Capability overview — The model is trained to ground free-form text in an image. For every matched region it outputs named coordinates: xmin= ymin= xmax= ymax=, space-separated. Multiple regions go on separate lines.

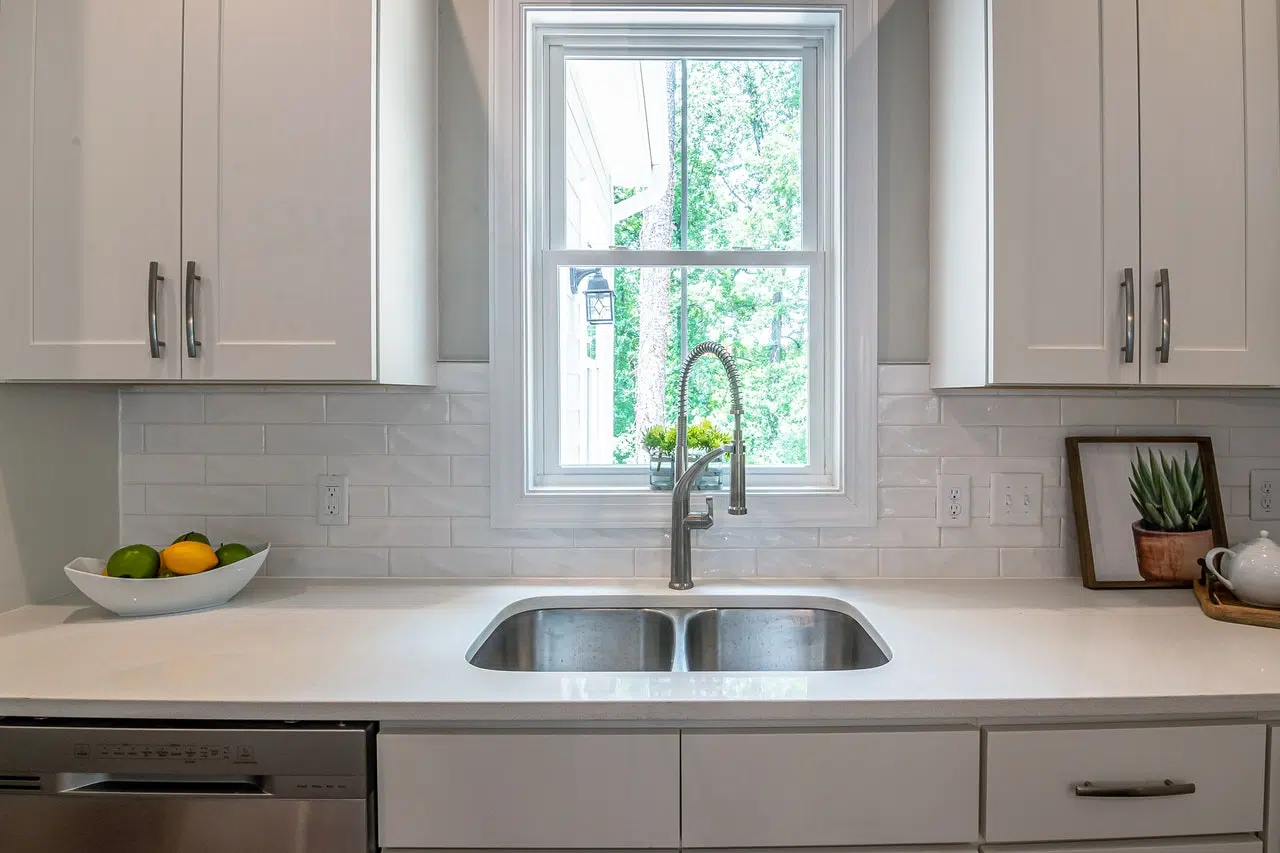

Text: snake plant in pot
xmin=1129 ymin=448 xmax=1215 ymax=582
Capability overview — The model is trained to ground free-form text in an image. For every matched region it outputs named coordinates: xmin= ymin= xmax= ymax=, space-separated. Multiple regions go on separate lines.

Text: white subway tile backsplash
xmin=118 ymin=365 xmax=1280 ymax=580
xmin=325 ymin=393 xmax=448 ymax=425
xmin=757 ymin=549 xmax=878 ymax=578
xmin=267 ymin=547 xmax=389 ymax=578
xmin=878 ymin=395 xmax=939 ymax=425
xmin=145 ymin=424 xmax=264 ymax=454
xmin=390 ymin=547 xmax=513 ymax=578
xmin=122 ymin=454 xmax=204 ymax=485
xmin=328 ymin=454 xmax=449 ymax=486
xmin=879 ymin=425 xmax=999 ymax=457
xmin=206 ymin=455 xmax=325 ymax=485
xmin=265 ymin=485 xmax=315 ymax=517
xmin=265 ymin=425 xmax=387 ymax=455
xmin=206 ymin=516 xmax=328 ymax=548
xmin=942 ymin=396 xmax=1059 ymax=426
xmin=327 ymin=517 xmax=451 ymax=547
xmin=205 ymin=393 xmax=325 ymax=424
xmin=1062 ymin=396 xmax=1175 ymax=426
xmin=513 ymin=548 xmax=634 ymax=577
xmin=449 ymin=394 xmax=491 ymax=424
xmin=880 ymin=547 xmax=999 ymax=578
xmin=390 ymin=425 xmax=489 ymax=456
xmin=390 ymin=486 xmax=489 ymax=517
xmin=877 ymin=487 xmax=936 ymax=518
xmin=146 ymin=485 xmax=266 ymax=516
xmin=451 ymin=456 xmax=491 ymax=486
xmin=122 ymin=392 xmax=204 ymax=424
xmin=878 ymin=456 xmax=939 ymax=487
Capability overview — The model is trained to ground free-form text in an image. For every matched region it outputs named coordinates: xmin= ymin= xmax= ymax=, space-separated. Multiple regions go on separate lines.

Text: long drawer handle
xmin=184 ymin=260 xmax=202 ymax=358
xmin=147 ymin=261 xmax=166 ymax=359
xmin=1074 ymin=779 xmax=1195 ymax=798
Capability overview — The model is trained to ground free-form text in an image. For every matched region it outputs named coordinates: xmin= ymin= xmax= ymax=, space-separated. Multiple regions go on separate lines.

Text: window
xmin=491 ymin=2 xmax=877 ymax=527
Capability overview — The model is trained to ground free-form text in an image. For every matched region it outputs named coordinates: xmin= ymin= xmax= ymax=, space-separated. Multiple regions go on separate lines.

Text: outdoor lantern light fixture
xmin=569 ymin=267 xmax=615 ymax=325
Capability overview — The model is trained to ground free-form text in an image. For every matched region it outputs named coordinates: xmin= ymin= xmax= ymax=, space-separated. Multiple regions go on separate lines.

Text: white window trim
xmin=489 ymin=0 xmax=878 ymax=528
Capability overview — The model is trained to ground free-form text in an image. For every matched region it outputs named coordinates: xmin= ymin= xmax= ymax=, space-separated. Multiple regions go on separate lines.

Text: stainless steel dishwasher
xmin=0 ymin=720 xmax=375 ymax=853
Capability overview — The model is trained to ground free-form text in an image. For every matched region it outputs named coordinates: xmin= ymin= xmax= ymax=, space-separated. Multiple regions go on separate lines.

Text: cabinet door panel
xmin=1139 ymin=0 xmax=1280 ymax=385
xmin=0 ymin=0 xmax=182 ymax=380
xmin=988 ymin=0 xmax=1140 ymax=385
xmin=182 ymin=0 xmax=375 ymax=381
xmin=983 ymin=837 xmax=1262 ymax=853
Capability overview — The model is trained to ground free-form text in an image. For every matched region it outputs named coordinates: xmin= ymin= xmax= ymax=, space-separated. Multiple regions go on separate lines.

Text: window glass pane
xmin=564 ymin=59 xmax=682 ymax=250
xmin=685 ymin=60 xmax=803 ymax=251
xmin=556 ymin=266 xmax=809 ymax=469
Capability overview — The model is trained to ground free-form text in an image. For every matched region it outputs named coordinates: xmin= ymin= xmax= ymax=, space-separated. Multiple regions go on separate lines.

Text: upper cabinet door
xmin=181 ymin=0 xmax=377 ymax=381
xmin=987 ymin=0 xmax=1141 ymax=385
xmin=1138 ymin=0 xmax=1280 ymax=386
xmin=0 ymin=0 xmax=183 ymax=380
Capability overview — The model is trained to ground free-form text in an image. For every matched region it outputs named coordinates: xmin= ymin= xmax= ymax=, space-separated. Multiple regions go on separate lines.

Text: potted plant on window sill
xmin=1129 ymin=448 xmax=1215 ymax=582
xmin=643 ymin=421 xmax=734 ymax=491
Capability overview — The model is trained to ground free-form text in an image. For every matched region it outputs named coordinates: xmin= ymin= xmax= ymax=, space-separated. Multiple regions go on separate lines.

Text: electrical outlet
xmin=1250 ymin=470 xmax=1280 ymax=520
xmin=991 ymin=473 xmax=1043 ymax=526
xmin=317 ymin=474 xmax=349 ymax=526
xmin=936 ymin=474 xmax=970 ymax=528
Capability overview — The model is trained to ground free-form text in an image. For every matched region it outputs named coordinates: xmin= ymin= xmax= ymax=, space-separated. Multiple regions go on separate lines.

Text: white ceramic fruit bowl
xmin=63 ymin=544 xmax=270 ymax=617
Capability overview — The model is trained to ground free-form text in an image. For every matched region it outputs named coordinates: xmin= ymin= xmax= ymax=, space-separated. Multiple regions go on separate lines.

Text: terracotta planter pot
xmin=1131 ymin=522 xmax=1215 ymax=582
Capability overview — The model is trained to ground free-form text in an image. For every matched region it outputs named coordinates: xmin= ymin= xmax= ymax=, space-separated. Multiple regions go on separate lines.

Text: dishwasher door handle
xmin=61 ymin=776 xmax=267 ymax=797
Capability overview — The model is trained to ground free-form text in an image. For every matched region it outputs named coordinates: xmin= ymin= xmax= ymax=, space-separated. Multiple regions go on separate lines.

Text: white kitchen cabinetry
xmin=984 ymin=723 xmax=1266 ymax=843
xmin=931 ymin=0 xmax=1280 ymax=388
xmin=983 ymin=836 xmax=1263 ymax=853
xmin=377 ymin=731 xmax=680 ymax=850
xmin=680 ymin=729 xmax=980 ymax=848
xmin=0 ymin=0 xmax=436 ymax=384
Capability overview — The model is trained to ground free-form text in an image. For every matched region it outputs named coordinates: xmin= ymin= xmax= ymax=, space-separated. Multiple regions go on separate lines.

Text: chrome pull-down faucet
xmin=670 ymin=342 xmax=747 ymax=590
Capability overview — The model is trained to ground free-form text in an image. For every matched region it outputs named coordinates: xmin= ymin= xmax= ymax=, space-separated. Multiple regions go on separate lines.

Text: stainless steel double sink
xmin=468 ymin=604 xmax=890 ymax=673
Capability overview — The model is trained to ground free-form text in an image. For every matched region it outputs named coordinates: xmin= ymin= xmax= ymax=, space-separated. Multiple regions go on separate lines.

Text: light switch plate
xmin=991 ymin=473 xmax=1043 ymax=526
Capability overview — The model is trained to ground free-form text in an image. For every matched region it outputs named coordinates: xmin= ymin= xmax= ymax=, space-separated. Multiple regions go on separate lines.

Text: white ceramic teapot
xmin=1204 ymin=531 xmax=1280 ymax=608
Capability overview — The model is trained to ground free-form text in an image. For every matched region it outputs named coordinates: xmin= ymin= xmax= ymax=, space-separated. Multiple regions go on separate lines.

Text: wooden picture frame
xmin=1066 ymin=436 xmax=1228 ymax=590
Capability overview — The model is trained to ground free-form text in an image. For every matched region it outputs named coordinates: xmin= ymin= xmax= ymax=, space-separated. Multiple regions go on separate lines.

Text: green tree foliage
xmin=612 ymin=59 xmax=807 ymax=465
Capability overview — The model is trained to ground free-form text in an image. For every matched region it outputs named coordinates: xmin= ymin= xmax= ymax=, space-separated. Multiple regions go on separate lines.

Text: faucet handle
xmin=685 ymin=496 xmax=716 ymax=530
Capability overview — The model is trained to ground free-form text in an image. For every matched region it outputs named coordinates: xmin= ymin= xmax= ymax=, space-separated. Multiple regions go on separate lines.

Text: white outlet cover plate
xmin=317 ymin=474 xmax=349 ymax=526
xmin=991 ymin=472 xmax=1043 ymax=526
xmin=936 ymin=474 xmax=970 ymax=528
xmin=1250 ymin=469 xmax=1280 ymax=521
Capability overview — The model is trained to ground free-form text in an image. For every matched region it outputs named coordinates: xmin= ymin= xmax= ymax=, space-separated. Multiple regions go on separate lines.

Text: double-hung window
xmin=490 ymin=1 xmax=877 ymax=527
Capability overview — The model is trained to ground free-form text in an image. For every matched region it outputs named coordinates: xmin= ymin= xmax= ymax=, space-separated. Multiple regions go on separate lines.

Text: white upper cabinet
xmin=0 ymin=0 xmax=184 ymax=381
xmin=0 ymin=0 xmax=437 ymax=384
xmin=932 ymin=0 xmax=1280 ymax=388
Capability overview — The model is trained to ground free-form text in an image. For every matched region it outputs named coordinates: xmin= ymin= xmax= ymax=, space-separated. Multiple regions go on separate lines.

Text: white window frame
xmin=489 ymin=0 xmax=878 ymax=528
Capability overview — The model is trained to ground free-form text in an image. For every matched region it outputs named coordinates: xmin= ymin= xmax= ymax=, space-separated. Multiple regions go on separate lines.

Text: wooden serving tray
xmin=1194 ymin=559 xmax=1280 ymax=628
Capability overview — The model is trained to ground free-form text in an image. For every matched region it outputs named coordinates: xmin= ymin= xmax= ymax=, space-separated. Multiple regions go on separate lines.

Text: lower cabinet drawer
xmin=377 ymin=731 xmax=680 ymax=849
xmin=984 ymin=723 xmax=1266 ymax=843
xmin=982 ymin=835 xmax=1263 ymax=853
xmin=681 ymin=728 xmax=980 ymax=848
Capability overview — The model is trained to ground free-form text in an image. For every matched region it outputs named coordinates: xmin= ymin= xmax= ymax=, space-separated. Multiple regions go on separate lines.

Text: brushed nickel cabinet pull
xmin=147 ymin=262 xmax=165 ymax=359
xmin=1121 ymin=267 xmax=1135 ymax=364
xmin=184 ymin=261 xmax=202 ymax=358
xmin=1156 ymin=268 xmax=1171 ymax=363
xmin=1074 ymin=779 xmax=1195 ymax=798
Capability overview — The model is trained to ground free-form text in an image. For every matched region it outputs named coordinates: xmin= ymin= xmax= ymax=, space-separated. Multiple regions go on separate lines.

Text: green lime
xmin=215 ymin=543 xmax=253 ymax=567
xmin=106 ymin=544 xmax=161 ymax=579
xmin=172 ymin=531 xmax=210 ymax=546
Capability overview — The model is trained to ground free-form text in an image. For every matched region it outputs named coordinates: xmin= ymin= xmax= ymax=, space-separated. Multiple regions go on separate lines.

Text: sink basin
xmin=685 ymin=607 xmax=888 ymax=672
xmin=468 ymin=608 xmax=676 ymax=672
xmin=469 ymin=600 xmax=890 ymax=673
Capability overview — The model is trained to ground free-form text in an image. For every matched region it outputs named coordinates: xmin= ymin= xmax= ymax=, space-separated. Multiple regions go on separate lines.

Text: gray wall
xmin=435 ymin=0 xmax=932 ymax=364
xmin=0 ymin=386 xmax=119 ymax=612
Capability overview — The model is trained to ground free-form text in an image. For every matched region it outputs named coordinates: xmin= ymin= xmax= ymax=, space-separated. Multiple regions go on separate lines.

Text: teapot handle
xmin=1203 ymin=547 xmax=1236 ymax=590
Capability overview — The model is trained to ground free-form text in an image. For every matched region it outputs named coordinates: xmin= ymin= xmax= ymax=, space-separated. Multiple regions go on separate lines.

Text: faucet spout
xmin=669 ymin=342 xmax=748 ymax=590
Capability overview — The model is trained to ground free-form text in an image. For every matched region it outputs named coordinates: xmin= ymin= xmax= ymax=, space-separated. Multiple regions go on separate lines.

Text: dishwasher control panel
xmin=74 ymin=743 xmax=256 ymax=763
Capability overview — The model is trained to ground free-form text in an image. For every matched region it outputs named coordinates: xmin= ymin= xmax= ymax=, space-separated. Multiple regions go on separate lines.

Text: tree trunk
xmin=632 ymin=62 xmax=679 ymax=461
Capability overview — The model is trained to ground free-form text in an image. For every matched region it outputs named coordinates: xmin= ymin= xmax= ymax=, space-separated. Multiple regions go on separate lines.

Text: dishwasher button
xmin=236 ymin=745 xmax=255 ymax=762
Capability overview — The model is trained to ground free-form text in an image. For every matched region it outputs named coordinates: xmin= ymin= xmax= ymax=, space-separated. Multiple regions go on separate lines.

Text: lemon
xmin=106 ymin=544 xmax=161 ymax=579
xmin=172 ymin=531 xmax=210 ymax=546
xmin=161 ymin=541 xmax=219 ymax=575
xmin=215 ymin=543 xmax=253 ymax=567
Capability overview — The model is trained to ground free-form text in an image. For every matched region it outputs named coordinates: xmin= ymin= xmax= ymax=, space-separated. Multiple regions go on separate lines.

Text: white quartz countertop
xmin=2 ymin=578 xmax=1279 ymax=723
